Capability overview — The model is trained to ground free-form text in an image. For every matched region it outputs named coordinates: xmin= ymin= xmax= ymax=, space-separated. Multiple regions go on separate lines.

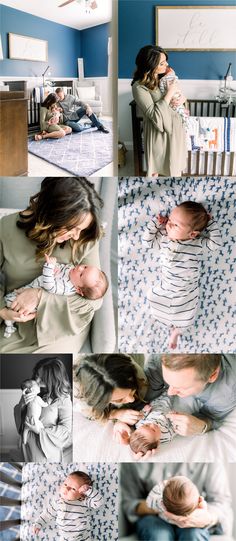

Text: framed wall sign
xmin=155 ymin=6 xmax=236 ymax=51
xmin=9 ymin=33 xmax=48 ymax=61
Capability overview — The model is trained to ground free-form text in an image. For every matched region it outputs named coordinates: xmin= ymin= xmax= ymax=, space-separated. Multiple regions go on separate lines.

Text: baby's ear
xmin=189 ymin=230 xmax=200 ymax=239
xmin=76 ymin=287 xmax=84 ymax=296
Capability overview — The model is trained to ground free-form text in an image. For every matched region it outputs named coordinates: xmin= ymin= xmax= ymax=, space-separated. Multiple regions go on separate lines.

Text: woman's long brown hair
xmin=17 ymin=177 xmax=103 ymax=261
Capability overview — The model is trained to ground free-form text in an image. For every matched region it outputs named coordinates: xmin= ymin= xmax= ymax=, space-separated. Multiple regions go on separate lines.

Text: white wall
xmin=0 ymin=389 xmax=22 ymax=451
xmin=118 ymin=78 xmax=236 ymax=147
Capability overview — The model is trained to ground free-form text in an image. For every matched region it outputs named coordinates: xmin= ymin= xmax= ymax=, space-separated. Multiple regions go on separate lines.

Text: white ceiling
xmin=1 ymin=0 xmax=112 ymax=30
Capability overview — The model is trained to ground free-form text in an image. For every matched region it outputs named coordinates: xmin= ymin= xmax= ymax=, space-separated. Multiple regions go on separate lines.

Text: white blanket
xmin=118 ymin=177 xmax=236 ymax=352
xmin=73 ymin=401 xmax=236 ymax=463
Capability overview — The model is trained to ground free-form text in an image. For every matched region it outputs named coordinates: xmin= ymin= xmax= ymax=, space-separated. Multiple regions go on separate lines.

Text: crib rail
xmin=130 ymin=99 xmax=236 ymax=176
xmin=188 ymin=99 xmax=236 ymax=118
xmin=0 ymin=463 xmax=22 ymax=539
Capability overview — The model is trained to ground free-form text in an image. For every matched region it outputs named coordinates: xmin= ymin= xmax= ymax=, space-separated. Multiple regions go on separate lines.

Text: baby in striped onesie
xmin=159 ymin=67 xmax=189 ymax=125
xmin=113 ymin=393 xmax=175 ymax=458
xmin=129 ymin=393 xmax=174 ymax=457
xmin=143 ymin=201 xmax=221 ymax=349
xmin=33 ymin=470 xmax=104 ymax=541
xmin=146 ymin=475 xmax=206 ymax=520
xmin=3 ymin=254 xmax=108 ymax=337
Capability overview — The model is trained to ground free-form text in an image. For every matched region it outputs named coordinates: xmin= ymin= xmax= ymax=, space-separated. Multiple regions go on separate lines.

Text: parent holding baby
xmin=120 ymin=463 xmax=233 ymax=541
xmin=14 ymin=357 xmax=72 ymax=462
xmin=132 ymin=45 xmax=187 ymax=176
xmin=35 ymin=93 xmax=72 ymax=141
xmin=0 ymin=177 xmax=104 ymax=354
xmin=145 ymin=354 xmax=236 ymax=439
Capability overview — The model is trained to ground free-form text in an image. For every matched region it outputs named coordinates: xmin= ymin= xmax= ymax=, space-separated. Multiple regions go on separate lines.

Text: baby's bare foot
xmin=169 ymin=328 xmax=181 ymax=349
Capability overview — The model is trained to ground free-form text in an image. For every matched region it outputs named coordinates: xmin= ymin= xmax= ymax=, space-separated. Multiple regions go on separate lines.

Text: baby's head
xmin=163 ymin=475 xmax=200 ymax=516
xmin=59 ymin=471 xmax=93 ymax=501
xmin=69 ymin=264 xmax=109 ymax=300
xmin=129 ymin=423 xmax=161 ymax=456
xmin=21 ymin=379 xmax=40 ymax=395
xmin=166 ymin=201 xmax=209 ymax=241
xmin=51 ymin=104 xmax=58 ymax=112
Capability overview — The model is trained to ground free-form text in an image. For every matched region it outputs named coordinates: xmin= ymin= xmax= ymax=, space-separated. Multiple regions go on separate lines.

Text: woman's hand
xmin=24 ymin=419 xmax=41 ymax=434
xmin=133 ymin=448 xmax=158 ymax=461
xmin=171 ymin=93 xmax=187 ymax=108
xmin=113 ymin=421 xmax=132 ymax=445
xmin=0 ymin=307 xmax=36 ymax=322
xmin=164 ymin=80 xmax=181 ymax=105
xmin=10 ymin=288 xmax=42 ymax=316
xmin=110 ymin=409 xmax=144 ymax=425
xmin=22 ymin=391 xmax=36 ymax=406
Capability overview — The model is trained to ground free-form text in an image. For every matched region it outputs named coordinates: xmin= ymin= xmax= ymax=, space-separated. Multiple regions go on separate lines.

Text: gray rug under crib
xmin=28 ymin=120 xmax=112 ymax=176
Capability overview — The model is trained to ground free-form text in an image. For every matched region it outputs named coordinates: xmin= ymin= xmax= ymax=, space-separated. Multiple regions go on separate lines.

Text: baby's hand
xmin=142 ymin=404 xmax=152 ymax=413
xmin=78 ymin=483 xmax=91 ymax=495
xmin=157 ymin=213 xmax=168 ymax=225
xmin=44 ymin=254 xmax=57 ymax=266
xmin=198 ymin=496 xmax=208 ymax=510
xmin=33 ymin=525 xmax=40 ymax=534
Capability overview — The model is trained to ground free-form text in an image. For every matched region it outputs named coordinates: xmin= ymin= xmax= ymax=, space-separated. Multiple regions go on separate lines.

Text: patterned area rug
xmin=28 ymin=120 xmax=112 ymax=176
xmin=118 ymin=177 xmax=236 ymax=353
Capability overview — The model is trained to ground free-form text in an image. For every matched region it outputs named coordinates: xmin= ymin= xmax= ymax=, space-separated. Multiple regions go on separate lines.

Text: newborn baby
xmin=142 ymin=201 xmax=221 ymax=348
xmin=146 ymin=475 xmax=206 ymax=521
xmin=129 ymin=394 xmax=175 ymax=456
xmin=33 ymin=470 xmax=104 ymax=541
xmin=4 ymin=254 xmax=108 ymax=337
xmin=159 ymin=67 xmax=189 ymax=125
xmin=21 ymin=379 xmax=48 ymax=444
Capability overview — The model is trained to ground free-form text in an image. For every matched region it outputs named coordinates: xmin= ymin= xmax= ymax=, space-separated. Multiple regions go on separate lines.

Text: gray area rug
xmin=28 ymin=120 xmax=112 ymax=176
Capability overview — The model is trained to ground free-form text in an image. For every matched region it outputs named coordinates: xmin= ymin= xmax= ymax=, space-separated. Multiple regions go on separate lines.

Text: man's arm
xmin=120 ymin=464 xmax=155 ymax=524
xmin=144 ymin=356 xmax=168 ymax=401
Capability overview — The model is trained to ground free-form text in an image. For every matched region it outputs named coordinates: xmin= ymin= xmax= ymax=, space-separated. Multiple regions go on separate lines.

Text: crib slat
xmin=196 ymin=152 xmax=200 ymax=174
xmin=0 ymin=471 xmax=22 ymax=488
xmin=204 ymin=152 xmax=208 ymax=175
xmin=229 ymin=152 xmax=234 ymax=176
xmin=0 ymin=519 xmax=21 ymax=531
xmin=0 ymin=496 xmax=21 ymax=506
xmin=187 ymin=151 xmax=192 ymax=174
xmin=212 ymin=153 xmax=217 ymax=175
xmin=221 ymin=152 xmax=226 ymax=175
xmin=8 ymin=463 xmax=22 ymax=472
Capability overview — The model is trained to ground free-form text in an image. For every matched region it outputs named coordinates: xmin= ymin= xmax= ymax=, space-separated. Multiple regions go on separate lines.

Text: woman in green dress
xmin=132 ymin=45 xmax=187 ymax=177
xmin=35 ymin=93 xmax=72 ymax=141
xmin=0 ymin=177 xmax=104 ymax=354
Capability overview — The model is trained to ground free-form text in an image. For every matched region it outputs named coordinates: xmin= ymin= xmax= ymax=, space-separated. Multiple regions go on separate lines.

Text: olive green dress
xmin=40 ymin=106 xmax=68 ymax=133
xmin=132 ymin=81 xmax=187 ymax=176
xmin=0 ymin=213 xmax=102 ymax=354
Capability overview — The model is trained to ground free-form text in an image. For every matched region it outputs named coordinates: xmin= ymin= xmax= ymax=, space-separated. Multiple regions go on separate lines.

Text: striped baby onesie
xmin=4 ymin=262 xmax=76 ymax=337
xmin=35 ymin=487 xmax=104 ymax=541
xmin=135 ymin=394 xmax=174 ymax=445
xmin=142 ymin=218 xmax=221 ymax=329
xmin=146 ymin=480 xmax=165 ymax=514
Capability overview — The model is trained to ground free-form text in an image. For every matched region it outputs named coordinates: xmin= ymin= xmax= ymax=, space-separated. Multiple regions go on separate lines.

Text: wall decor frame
xmin=9 ymin=33 xmax=48 ymax=61
xmin=155 ymin=6 xmax=236 ymax=51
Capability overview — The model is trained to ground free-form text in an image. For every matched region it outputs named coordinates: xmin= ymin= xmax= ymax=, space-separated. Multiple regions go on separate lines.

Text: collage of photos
xmin=0 ymin=1 xmax=236 ymax=541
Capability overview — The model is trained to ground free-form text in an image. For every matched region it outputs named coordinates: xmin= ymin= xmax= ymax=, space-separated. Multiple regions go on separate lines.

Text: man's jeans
xmin=65 ymin=107 xmax=103 ymax=132
xmin=136 ymin=516 xmax=210 ymax=541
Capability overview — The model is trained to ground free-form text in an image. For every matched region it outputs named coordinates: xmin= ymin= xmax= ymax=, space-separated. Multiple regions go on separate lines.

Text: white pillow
xmin=77 ymin=86 xmax=95 ymax=100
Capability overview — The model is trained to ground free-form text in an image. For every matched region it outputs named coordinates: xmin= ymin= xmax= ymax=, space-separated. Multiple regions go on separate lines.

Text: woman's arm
xmin=132 ymin=83 xmax=173 ymax=134
xmin=39 ymin=395 xmax=72 ymax=449
xmin=40 ymin=107 xmax=50 ymax=132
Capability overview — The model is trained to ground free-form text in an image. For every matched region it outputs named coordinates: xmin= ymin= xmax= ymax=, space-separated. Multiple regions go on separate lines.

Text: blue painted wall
xmin=0 ymin=5 xmax=108 ymax=77
xmin=119 ymin=0 xmax=236 ymax=80
xmin=81 ymin=23 xmax=109 ymax=77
